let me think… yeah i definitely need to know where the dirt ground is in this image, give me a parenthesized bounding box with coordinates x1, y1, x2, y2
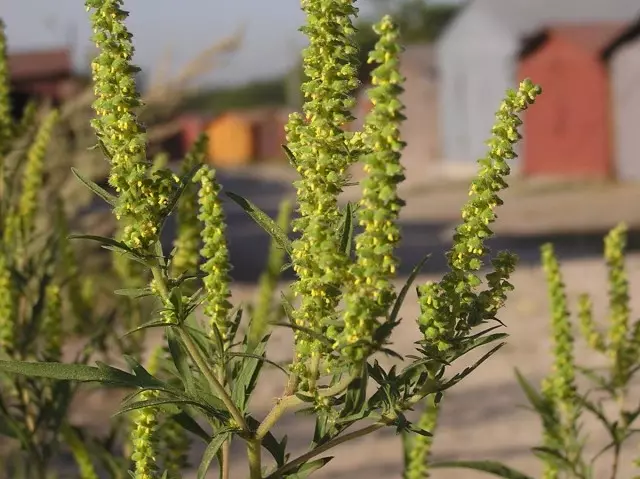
(40, 167, 640, 477)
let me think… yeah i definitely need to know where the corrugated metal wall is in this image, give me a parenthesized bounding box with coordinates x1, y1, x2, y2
(437, 5, 519, 172)
(519, 35, 612, 178)
(611, 35, 640, 181)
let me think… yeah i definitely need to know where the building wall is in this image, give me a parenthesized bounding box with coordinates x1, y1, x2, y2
(206, 114, 254, 167)
(519, 36, 612, 178)
(436, 5, 520, 170)
(610, 35, 640, 181)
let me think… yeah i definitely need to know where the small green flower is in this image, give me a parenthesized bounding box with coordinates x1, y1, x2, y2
(12, 109, 59, 239)
(287, 0, 361, 372)
(172, 134, 207, 278)
(86, 0, 180, 251)
(417, 79, 540, 354)
(0, 254, 15, 351)
(130, 389, 160, 479)
(541, 244, 577, 412)
(577, 293, 605, 352)
(403, 395, 439, 479)
(196, 165, 232, 342)
(42, 284, 63, 360)
(604, 223, 631, 384)
(340, 15, 406, 359)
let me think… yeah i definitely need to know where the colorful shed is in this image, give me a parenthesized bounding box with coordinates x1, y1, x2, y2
(436, 0, 640, 175)
(205, 107, 291, 167)
(518, 24, 628, 179)
(604, 20, 640, 181)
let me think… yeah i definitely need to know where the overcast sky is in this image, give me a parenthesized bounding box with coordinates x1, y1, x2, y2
(0, 0, 390, 87)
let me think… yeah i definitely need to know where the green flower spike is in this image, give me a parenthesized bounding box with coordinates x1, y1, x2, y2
(172, 134, 207, 277)
(86, 0, 179, 251)
(196, 165, 232, 343)
(0, 20, 12, 153)
(603, 223, 632, 385)
(42, 284, 63, 360)
(577, 293, 605, 352)
(417, 79, 541, 354)
(403, 395, 439, 479)
(130, 389, 159, 479)
(340, 15, 406, 359)
(0, 254, 15, 351)
(287, 0, 361, 373)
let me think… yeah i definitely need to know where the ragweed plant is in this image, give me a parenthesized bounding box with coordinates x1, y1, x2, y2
(0, 2, 541, 478)
(432, 223, 640, 479)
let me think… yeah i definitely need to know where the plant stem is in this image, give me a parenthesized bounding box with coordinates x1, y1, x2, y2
(247, 438, 262, 479)
(265, 423, 384, 479)
(256, 394, 303, 440)
(222, 441, 231, 479)
(176, 327, 248, 432)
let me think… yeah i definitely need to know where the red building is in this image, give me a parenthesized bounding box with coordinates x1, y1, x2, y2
(518, 23, 628, 179)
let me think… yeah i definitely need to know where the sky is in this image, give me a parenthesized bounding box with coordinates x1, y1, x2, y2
(0, 0, 389, 88)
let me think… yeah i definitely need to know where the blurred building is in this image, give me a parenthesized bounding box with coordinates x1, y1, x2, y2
(8, 47, 83, 117)
(436, 0, 640, 176)
(518, 23, 628, 179)
(605, 19, 640, 181)
(204, 107, 291, 167)
(352, 43, 440, 188)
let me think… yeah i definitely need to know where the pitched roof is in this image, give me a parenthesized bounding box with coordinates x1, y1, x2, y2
(8, 48, 72, 82)
(520, 22, 630, 59)
(474, 0, 640, 36)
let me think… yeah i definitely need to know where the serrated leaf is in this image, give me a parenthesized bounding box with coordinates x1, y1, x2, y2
(115, 396, 218, 418)
(430, 460, 534, 479)
(0, 360, 144, 388)
(122, 319, 174, 338)
(167, 328, 195, 394)
(439, 343, 505, 392)
(514, 368, 549, 416)
(69, 234, 138, 256)
(198, 432, 231, 479)
(227, 351, 288, 375)
(226, 191, 293, 256)
(71, 167, 116, 207)
(390, 253, 430, 323)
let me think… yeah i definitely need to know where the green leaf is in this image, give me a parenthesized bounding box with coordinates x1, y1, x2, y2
(0, 360, 144, 388)
(287, 457, 334, 478)
(170, 411, 212, 443)
(114, 288, 152, 299)
(198, 432, 231, 479)
(122, 319, 175, 337)
(430, 460, 534, 479)
(231, 335, 269, 412)
(167, 328, 195, 394)
(225, 191, 293, 257)
(227, 351, 288, 375)
(338, 202, 354, 257)
(71, 167, 117, 207)
(390, 253, 430, 323)
(514, 368, 549, 416)
(439, 343, 505, 392)
(282, 144, 298, 168)
(115, 396, 220, 419)
(68, 234, 138, 257)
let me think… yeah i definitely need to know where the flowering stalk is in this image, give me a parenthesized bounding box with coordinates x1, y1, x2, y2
(287, 0, 361, 379)
(86, 0, 178, 251)
(417, 80, 540, 354)
(0, 19, 11, 154)
(196, 165, 232, 342)
(403, 395, 439, 479)
(171, 134, 207, 278)
(0, 253, 15, 351)
(41, 284, 63, 361)
(340, 15, 405, 359)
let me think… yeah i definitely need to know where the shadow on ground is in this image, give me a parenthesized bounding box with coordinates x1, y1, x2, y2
(155, 170, 640, 283)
